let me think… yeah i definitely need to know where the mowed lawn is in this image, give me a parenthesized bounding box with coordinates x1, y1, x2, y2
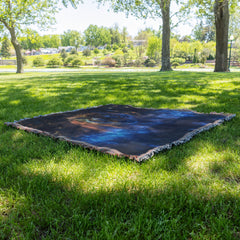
(0, 71, 239, 239)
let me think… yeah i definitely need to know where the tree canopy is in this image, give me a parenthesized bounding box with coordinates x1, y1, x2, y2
(0, 0, 83, 73)
(0, 0, 59, 30)
(187, 0, 239, 71)
(61, 30, 83, 49)
(0, 36, 11, 59)
(96, 0, 183, 71)
(84, 25, 111, 47)
(229, 5, 240, 40)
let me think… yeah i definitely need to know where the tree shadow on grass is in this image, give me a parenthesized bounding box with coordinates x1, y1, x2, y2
(1, 124, 239, 238)
(1, 142, 240, 239)
(0, 71, 213, 119)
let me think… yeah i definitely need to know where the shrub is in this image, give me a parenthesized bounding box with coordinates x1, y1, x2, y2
(106, 45, 112, 51)
(200, 56, 207, 64)
(173, 50, 187, 59)
(82, 49, 91, 57)
(103, 49, 108, 55)
(120, 43, 126, 48)
(126, 60, 134, 67)
(33, 56, 45, 67)
(64, 56, 83, 67)
(193, 55, 199, 63)
(114, 49, 124, 55)
(112, 44, 119, 51)
(129, 43, 134, 50)
(64, 56, 75, 66)
(147, 36, 161, 62)
(22, 56, 28, 65)
(232, 48, 240, 62)
(70, 48, 78, 55)
(144, 58, 156, 67)
(208, 54, 215, 60)
(47, 57, 62, 68)
(171, 62, 180, 68)
(193, 49, 199, 63)
(112, 55, 123, 67)
(102, 57, 116, 67)
(94, 48, 99, 54)
(170, 58, 185, 65)
(60, 49, 68, 60)
(171, 58, 186, 65)
(122, 47, 128, 53)
(94, 58, 101, 66)
(133, 58, 143, 67)
(71, 57, 83, 67)
(123, 53, 130, 67)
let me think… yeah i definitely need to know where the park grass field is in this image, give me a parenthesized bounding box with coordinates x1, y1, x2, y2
(0, 71, 239, 239)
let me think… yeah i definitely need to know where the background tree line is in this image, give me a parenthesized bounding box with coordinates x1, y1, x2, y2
(14, 25, 130, 51)
(0, 0, 239, 73)
(1, 25, 240, 69)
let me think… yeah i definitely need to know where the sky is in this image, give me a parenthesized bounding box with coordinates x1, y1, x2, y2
(40, 1, 195, 37)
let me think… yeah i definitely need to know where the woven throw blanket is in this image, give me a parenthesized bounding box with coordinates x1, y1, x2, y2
(5, 104, 235, 162)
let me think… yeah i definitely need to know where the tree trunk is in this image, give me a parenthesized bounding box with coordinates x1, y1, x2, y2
(214, 0, 229, 72)
(160, 0, 172, 71)
(9, 27, 24, 73)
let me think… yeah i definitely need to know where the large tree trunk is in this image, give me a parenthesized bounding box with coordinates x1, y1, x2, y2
(214, 0, 229, 72)
(9, 27, 24, 73)
(160, 0, 172, 71)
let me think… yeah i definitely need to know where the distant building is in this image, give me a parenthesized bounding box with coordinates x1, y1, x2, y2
(39, 48, 58, 54)
(78, 45, 89, 52)
(97, 46, 106, 50)
(132, 40, 147, 47)
(24, 50, 41, 55)
(58, 46, 75, 53)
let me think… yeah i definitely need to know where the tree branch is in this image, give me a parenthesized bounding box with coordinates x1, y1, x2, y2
(0, 17, 11, 30)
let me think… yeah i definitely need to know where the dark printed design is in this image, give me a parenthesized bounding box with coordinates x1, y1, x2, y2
(5, 104, 235, 162)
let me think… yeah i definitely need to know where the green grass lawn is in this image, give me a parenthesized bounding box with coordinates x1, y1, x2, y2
(0, 71, 239, 239)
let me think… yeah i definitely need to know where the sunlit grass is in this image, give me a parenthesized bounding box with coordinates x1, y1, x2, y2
(0, 71, 239, 239)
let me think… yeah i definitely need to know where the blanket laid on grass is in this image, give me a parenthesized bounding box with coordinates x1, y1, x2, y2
(5, 104, 235, 162)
